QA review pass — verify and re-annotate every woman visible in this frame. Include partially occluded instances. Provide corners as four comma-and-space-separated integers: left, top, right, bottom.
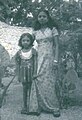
29, 9, 60, 117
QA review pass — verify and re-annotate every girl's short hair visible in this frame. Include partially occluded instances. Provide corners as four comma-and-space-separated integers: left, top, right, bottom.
18, 33, 34, 48
33, 9, 58, 31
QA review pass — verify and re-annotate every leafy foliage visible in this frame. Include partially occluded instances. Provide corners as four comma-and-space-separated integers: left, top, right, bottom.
0, 0, 82, 74
0, 0, 81, 29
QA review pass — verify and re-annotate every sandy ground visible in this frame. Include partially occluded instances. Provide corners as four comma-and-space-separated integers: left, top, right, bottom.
0, 76, 82, 120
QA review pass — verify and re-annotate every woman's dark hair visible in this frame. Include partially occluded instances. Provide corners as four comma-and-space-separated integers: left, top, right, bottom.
18, 33, 34, 48
33, 9, 58, 31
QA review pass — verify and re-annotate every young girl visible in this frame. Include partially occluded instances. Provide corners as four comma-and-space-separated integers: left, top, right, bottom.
15, 33, 37, 114
31, 9, 60, 117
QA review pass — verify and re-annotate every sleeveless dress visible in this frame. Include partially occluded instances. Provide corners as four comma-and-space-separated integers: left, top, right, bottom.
29, 27, 60, 113
15, 48, 37, 84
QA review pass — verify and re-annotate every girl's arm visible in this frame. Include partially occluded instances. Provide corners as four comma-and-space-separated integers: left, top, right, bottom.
15, 51, 21, 65
34, 51, 38, 75
32, 48, 38, 77
15, 51, 21, 78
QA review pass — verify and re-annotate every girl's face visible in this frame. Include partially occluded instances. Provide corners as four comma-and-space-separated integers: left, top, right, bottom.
38, 11, 48, 25
21, 36, 31, 49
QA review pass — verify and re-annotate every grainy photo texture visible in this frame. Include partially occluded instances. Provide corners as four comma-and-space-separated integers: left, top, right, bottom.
0, 0, 82, 120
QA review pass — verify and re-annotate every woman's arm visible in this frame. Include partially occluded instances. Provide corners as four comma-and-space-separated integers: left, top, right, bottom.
54, 35, 59, 62
52, 27, 59, 63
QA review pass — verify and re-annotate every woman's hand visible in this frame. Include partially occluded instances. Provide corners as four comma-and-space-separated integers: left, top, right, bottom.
33, 73, 43, 80
33, 74, 38, 80
54, 60, 58, 70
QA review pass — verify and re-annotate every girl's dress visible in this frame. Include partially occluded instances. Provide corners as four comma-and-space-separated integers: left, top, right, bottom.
29, 27, 59, 112
15, 48, 37, 84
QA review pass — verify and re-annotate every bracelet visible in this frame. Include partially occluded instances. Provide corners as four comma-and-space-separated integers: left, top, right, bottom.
54, 60, 58, 63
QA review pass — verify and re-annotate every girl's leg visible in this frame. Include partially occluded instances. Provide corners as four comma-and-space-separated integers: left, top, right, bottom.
21, 83, 28, 114
27, 83, 32, 113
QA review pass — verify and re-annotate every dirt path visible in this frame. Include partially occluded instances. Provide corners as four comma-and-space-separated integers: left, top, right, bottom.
0, 77, 82, 120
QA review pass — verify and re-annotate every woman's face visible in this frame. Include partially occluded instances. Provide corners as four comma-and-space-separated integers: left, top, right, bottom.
38, 11, 48, 25
21, 36, 31, 49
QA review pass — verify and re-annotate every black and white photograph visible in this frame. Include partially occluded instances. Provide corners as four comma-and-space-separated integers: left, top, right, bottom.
0, 0, 82, 120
